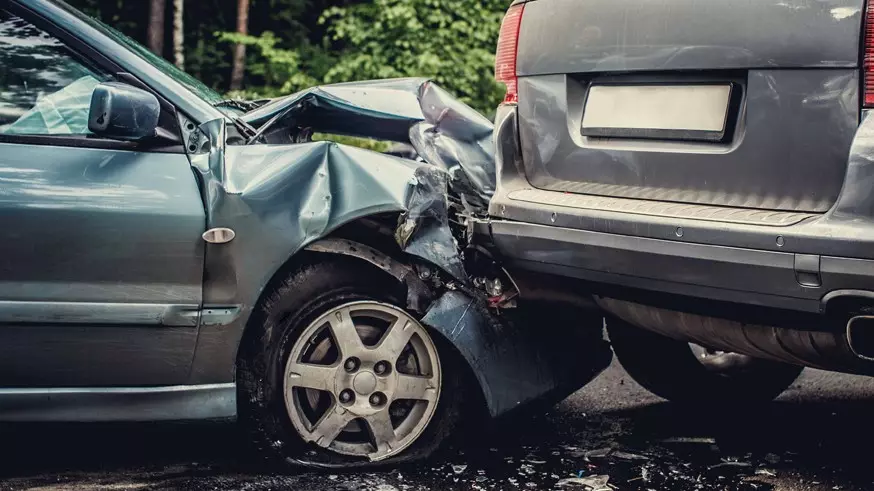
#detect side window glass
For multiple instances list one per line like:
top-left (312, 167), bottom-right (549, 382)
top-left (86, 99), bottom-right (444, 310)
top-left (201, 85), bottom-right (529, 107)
top-left (0, 9), bottom-right (109, 136)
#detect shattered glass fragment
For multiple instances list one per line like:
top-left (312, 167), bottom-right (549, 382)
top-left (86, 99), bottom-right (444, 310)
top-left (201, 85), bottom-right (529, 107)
top-left (557, 475), bottom-right (611, 490)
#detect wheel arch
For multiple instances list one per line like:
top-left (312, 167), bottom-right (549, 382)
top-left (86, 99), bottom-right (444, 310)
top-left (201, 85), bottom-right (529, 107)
top-left (233, 214), bottom-right (490, 422)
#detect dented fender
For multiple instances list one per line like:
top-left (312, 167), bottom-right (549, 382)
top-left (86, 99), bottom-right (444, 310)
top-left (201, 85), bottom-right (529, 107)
top-left (305, 239), bottom-right (612, 418)
top-left (184, 102), bottom-right (472, 383)
top-left (184, 78), bottom-right (607, 418)
top-left (186, 124), bottom-right (462, 382)
top-left (423, 291), bottom-right (611, 417)
top-left (241, 78), bottom-right (497, 215)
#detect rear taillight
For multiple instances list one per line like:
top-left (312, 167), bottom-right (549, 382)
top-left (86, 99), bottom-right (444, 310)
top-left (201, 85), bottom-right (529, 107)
top-left (865, 1), bottom-right (874, 107)
top-left (495, 4), bottom-right (525, 104)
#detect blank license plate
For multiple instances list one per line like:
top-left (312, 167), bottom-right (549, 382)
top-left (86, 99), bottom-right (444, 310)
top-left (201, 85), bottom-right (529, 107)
top-left (581, 84), bottom-right (733, 142)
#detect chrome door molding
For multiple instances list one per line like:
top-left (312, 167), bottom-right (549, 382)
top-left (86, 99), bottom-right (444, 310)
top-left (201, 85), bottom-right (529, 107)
top-left (0, 302), bottom-right (200, 327)
top-left (0, 384), bottom-right (236, 422)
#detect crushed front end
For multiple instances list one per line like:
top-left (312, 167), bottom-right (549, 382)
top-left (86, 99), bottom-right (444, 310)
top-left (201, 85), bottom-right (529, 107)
top-left (194, 78), bottom-right (611, 421)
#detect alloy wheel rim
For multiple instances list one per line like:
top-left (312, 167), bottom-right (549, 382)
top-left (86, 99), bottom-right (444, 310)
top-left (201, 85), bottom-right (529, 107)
top-left (283, 301), bottom-right (442, 461)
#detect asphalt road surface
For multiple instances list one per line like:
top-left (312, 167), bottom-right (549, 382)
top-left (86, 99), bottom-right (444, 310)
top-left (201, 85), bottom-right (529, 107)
top-left (1, 359), bottom-right (873, 491)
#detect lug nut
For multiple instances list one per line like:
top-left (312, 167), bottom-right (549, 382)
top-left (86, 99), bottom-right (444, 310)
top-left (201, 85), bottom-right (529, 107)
top-left (369, 392), bottom-right (386, 407)
top-left (339, 389), bottom-right (355, 404)
top-left (374, 361), bottom-right (391, 375)
top-left (344, 357), bottom-right (360, 372)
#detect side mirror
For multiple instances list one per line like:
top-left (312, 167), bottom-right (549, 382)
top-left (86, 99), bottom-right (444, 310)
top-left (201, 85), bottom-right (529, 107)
top-left (88, 82), bottom-right (160, 141)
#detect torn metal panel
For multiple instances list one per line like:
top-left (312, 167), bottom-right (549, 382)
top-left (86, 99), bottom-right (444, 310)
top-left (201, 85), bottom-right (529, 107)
top-left (195, 140), bottom-right (423, 306)
top-left (187, 79), bottom-right (607, 418)
top-left (409, 123), bottom-right (495, 213)
top-left (187, 119), bottom-right (466, 381)
top-left (304, 238), bottom-right (433, 314)
top-left (422, 291), bottom-right (612, 417)
top-left (395, 165), bottom-right (468, 282)
top-left (242, 78), bottom-right (428, 143)
top-left (240, 78), bottom-right (496, 216)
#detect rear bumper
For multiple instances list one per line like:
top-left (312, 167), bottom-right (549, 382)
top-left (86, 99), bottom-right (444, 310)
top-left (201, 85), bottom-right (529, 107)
top-left (491, 219), bottom-right (874, 314)
top-left (490, 104), bottom-right (874, 315)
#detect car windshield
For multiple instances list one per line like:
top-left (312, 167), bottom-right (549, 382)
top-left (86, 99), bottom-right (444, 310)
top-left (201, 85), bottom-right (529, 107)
top-left (50, 0), bottom-right (229, 109)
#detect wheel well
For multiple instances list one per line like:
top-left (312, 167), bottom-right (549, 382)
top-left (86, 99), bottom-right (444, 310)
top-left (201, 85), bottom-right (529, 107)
top-left (238, 214), bottom-right (404, 362)
top-left (235, 213), bottom-right (489, 426)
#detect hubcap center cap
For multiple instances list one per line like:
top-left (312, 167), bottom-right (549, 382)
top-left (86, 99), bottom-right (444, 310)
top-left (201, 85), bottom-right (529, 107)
top-left (352, 371), bottom-right (378, 395)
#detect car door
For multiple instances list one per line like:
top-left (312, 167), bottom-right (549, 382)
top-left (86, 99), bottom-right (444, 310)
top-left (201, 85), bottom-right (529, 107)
top-left (0, 6), bottom-right (206, 387)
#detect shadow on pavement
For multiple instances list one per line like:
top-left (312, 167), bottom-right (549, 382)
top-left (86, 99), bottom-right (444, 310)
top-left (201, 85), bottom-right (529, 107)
top-left (1, 388), bottom-right (873, 490)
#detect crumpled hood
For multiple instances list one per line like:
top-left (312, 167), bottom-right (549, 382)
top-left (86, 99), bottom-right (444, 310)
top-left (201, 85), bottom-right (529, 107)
top-left (241, 78), bottom-right (497, 213)
top-left (185, 82), bottom-right (611, 430)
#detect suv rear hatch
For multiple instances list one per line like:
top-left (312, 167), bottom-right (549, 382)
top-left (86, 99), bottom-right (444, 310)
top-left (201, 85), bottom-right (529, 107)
top-left (512, 0), bottom-right (862, 215)
top-left (488, 0), bottom-right (874, 315)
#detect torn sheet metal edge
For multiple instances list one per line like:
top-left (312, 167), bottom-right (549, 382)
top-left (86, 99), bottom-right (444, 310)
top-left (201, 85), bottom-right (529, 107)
top-left (242, 78), bottom-right (429, 129)
top-left (241, 78), bottom-right (496, 216)
top-left (304, 241), bottom-right (610, 418)
top-left (187, 118), bottom-right (469, 382)
top-left (305, 238), bottom-right (433, 314)
top-left (423, 291), bottom-right (612, 417)
top-left (187, 83), bottom-right (607, 417)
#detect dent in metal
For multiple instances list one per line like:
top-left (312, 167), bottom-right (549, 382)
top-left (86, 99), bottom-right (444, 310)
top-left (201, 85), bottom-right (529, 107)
top-left (0, 384), bottom-right (236, 422)
top-left (305, 238), bottom-right (433, 313)
top-left (189, 79), bottom-right (604, 420)
top-left (302, 241), bottom-right (603, 418)
top-left (240, 78), bottom-right (496, 215)
top-left (191, 78), bottom-right (495, 320)
top-left (243, 78), bottom-right (426, 142)
top-left (423, 291), bottom-right (612, 417)
top-left (188, 135), bottom-right (425, 383)
top-left (189, 80), bottom-right (495, 382)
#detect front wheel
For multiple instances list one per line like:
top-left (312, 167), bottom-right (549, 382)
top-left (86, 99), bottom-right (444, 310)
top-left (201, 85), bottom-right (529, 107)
top-left (237, 259), bottom-right (462, 469)
top-left (607, 317), bottom-right (804, 404)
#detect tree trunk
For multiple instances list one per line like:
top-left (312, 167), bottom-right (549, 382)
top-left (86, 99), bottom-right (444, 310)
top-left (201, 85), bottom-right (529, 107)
top-left (172, 0), bottom-right (185, 70)
top-left (146, 0), bottom-right (166, 56)
top-left (229, 0), bottom-right (250, 91)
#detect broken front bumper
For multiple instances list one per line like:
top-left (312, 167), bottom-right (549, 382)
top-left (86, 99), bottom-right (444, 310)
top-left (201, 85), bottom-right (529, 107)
top-left (188, 80), bottom-right (610, 421)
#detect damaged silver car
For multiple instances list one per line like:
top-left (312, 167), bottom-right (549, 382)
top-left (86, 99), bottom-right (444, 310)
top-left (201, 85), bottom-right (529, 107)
top-left (0, 0), bottom-right (611, 468)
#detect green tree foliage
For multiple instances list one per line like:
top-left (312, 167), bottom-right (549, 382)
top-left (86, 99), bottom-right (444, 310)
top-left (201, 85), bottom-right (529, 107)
top-left (320, 0), bottom-right (507, 115)
top-left (64, 0), bottom-right (508, 115)
top-left (216, 30), bottom-right (325, 98)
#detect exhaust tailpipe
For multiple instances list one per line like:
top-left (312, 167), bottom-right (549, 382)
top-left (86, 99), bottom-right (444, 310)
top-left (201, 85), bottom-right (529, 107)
top-left (847, 316), bottom-right (874, 360)
top-left (596, 297), bottom-right (874, 374)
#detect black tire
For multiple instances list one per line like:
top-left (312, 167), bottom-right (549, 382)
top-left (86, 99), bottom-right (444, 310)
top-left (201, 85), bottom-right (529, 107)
top-left (237, 257), bottom-right (463, 469)
top-left (607, 317), bottom-right (803, 404)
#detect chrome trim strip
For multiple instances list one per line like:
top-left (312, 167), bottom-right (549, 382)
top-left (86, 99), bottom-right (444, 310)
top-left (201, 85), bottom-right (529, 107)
top-left (507, 188), bottom-right (815, 227)
top-left (0, 384), bottom-right (236, 422)
top-left (0, 302), bottom-right (200, 327)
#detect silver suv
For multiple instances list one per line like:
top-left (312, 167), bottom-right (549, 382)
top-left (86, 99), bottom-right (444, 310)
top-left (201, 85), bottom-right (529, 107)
top-left (489, 0), bottom-right (874, 402)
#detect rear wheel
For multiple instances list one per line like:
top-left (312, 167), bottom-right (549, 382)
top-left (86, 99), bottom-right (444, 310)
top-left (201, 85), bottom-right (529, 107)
top-left (237, 259), bottom-right (462, 469)
top-left (607, 317), bottom-right (803, 404)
